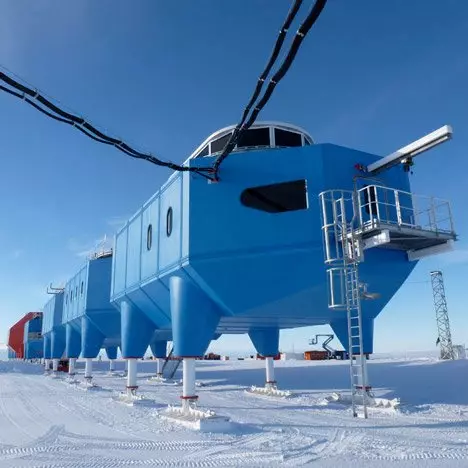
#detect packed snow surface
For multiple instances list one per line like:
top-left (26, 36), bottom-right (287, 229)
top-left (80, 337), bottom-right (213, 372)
top-left (1, 357), bottom-right (468, 467)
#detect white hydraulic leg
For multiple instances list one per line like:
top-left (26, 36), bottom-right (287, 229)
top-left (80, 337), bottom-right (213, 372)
top-left (84, 358), bottom-right (93, 383)
top-left (265, 357), bottom-right (276, 389)
top-left (126, 359), bottom-right (138, 397)
top-left (109, 359), bottom-right (115, 373)
top-left (181, 358), bottom-right (197, 411)
top-left (247, 357), bottom-right (291, 398)
top-left (160, 357), bottom-right (229, 430)
top-left (44, 359), bottom-right (50, 373)
top-left (148, 357), bottom-right (166, 382)
top-left (51, 358), bottom-right (59, 378)
top-left (67, 358), bottom-right (78, 383)
top-left (69, 358), bottom-right (76, 376)
top-left (116, 359), bottom-right (146, 405)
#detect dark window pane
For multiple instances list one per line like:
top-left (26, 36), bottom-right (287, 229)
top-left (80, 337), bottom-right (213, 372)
top-left (363, 185), bottom-right (378, 215)
top-left (237, 128), bottom-right (270, 148)
top-left (274, 128), bottom-right (302, 147)
top-left (147, 224), bottom-right (153, 250)
top-left (166, 207), bottom-right (173, 237)
top-left (81, 281), bottom-right (84, 295)
top-left (196, 145), bottom-right (209, 158)
top-left (210, 133), bottom-right (232, 154)
top-left (241, 179), bottom-right (308, 213)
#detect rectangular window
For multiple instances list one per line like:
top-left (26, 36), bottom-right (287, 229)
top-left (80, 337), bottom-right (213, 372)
top-left (237, 128), bottom-right (270, 148)
top-left (195, 145), bottom-right (209, 158)
top-left (274, 128), bottom-right (302, 147)
top-left (241, 179), bottom-right (308, 213)
top-left (363, 185), bottom-right (378, 215)
top-left (210, 133), bottom-right (232, 154)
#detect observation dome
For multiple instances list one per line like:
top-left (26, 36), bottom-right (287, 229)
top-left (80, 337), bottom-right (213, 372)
top-left (188, 121), bottom-right (313, 160)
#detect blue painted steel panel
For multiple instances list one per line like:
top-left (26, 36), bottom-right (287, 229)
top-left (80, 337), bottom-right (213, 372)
top-left (60, 255), bottom-right (120, 358)
top-left (126, 215), bottom-right (142, 288)
top-left (158, 177), bottom-right (182, 272)
top-left (43, 334), bottom-right (51, 359)
top-left (113, 229), bottom-right (128, 296)
top-left (24, 341), bottom-right (43, 359)
top-left (141, 196), bottom-right (160, 282)
top-left (23, 315), bottom-right (44, 360)
top-left (42, 292), bottom-right (64, 335)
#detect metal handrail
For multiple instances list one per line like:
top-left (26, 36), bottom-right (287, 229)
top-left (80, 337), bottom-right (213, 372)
top-left (355, 185), bottom-right (454, 235)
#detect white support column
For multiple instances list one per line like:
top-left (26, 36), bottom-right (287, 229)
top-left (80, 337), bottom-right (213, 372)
top-left (84, 358), bottom-right (93, 381)
top-left (109, 359), bottom-right (115, 372)
top-left (181, 358), bottom-right (197, 411)
top-left (265, 357), bottom-right (276, 389)
top-left (52, 359), bottom-right (59, 373)
top-left (126, 358), bottom-right (138, 395)
top-left (69, 358), bottom-right (76, 376)
top-left (156, 358), bottom-right (163, 377)
top-left (44, 359), bottom-right (50, 371)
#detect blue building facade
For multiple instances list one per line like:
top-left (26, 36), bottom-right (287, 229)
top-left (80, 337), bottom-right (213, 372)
top-left (23, 314), bottom-right (43, 360)
top-left (42, 292), bottom-right (65, 360)
top-left (62, 253), bottom-right (120, 360)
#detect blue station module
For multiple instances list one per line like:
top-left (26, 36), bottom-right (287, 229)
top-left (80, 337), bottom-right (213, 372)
top-left (110, 121), bottom-right (455, 409)
top-left (42, 291), bottom-right (65, 364)
top-left (23, 313), bottom-right (43, 360)
top-left (112, 123), bottom-right (417, 358)
top-left (62, 252), bottom-right (120, 363)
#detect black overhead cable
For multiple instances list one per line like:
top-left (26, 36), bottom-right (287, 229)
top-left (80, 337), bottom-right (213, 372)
top-left (215, 0), bottom-right (304, 166)
top-left (212, 0), bottom-right (328, 179)
top-left (0, 70), bottom-right (212, 176)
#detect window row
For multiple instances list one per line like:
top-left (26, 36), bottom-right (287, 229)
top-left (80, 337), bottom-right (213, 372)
top-left (65, 281), bottom-right (85, 305)
top-left (195, 127), bottom-right (311, 158)
top-left (146, 206), bottom-right (173, 251)
top-left (143, 181), bottom-right (308, 249)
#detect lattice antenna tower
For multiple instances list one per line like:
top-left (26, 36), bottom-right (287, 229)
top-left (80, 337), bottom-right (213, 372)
top-left (430, 270), bottom-right (455, 360)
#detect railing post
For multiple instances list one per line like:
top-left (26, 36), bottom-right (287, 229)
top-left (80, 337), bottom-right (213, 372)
top-left (447, 201), bottom-right (455, 234)
top-left (358, 189), bottom-right (363, 229)
top-left (395, 190), bottom-right (402, 226)
top-left (374, 186), bottom-right (381, 227)
top-left (430, 197), bottom-right (437, 234)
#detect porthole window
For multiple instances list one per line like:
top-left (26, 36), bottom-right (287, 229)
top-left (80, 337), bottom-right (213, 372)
top-left (75, 286), bottom-right (78, 299)
top-left (166, 207), bottom-right (173, 237)
top-left (241, 179), bottom-right (308, 213)
top-left (81, 281), bottom-right (84, 295)
top-left (147, 224), bottom-right (153, 250)
top-left (65, 294), bottom-right (68, 305)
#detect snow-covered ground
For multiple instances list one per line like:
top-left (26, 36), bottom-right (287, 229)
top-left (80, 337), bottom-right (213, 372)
top-left (1, 357), bottom-right (468, 467)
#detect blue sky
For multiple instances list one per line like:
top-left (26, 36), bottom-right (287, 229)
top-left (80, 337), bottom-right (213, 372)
top-left (1, 1), bottom-right (467, 355)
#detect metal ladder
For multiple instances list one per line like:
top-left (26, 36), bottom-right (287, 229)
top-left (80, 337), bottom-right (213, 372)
top-left (320, 190), bottom-right (370, 418)
top-left (343, 261), bottom-right (369, 418)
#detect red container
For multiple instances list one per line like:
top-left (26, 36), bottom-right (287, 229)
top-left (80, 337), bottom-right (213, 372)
top-left (304, 350), bottom-right (329, 361)
top-left (7, 312), bottom-right (41, 359)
